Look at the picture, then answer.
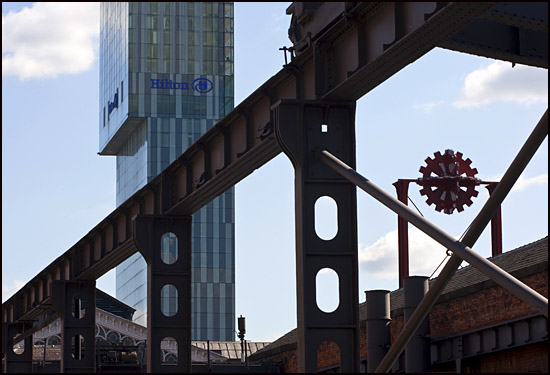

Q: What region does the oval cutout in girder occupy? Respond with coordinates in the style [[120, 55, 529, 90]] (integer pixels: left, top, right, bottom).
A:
[[71, 334, 85, 360], [160, 284, 178, 317], [71, 294, 86, 319], [316, 268, 340, 313], [161, 232, 178, 265], [12, 334, 24, 355], [161, 337, 178, 365], [315, 196, 338, 241]]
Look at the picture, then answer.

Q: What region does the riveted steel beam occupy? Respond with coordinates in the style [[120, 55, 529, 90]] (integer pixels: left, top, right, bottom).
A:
[[440, 3, 548, 67], [50, 280, 96, 373], [133, 214, 192, 373], [439, 19, 548, 68], [2, 4, 547, 372], [482, 2, 548, 32], [274, 99, 360, 372], [0, 1, 511, 327], [314, 2, 498, 100], [2, 322, 33, 373]]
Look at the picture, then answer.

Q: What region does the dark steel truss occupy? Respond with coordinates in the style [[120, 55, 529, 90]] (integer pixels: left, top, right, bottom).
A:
[[3, 2, 548, 372], [317, 108, 548, 370]]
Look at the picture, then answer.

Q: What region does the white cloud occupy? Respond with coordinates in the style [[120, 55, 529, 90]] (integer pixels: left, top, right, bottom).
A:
[[413, 101, 443, 114], [359, 228, 451, 280], [512, 173, 548, 192], [2, 280, 25, 303], [453, 61, 548, 108], [2, 2, 100, 80], [488, 173, 548, 192]]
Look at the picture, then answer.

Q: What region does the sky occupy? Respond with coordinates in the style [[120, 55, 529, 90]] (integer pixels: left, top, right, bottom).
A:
[[2, 2, 548, 343]]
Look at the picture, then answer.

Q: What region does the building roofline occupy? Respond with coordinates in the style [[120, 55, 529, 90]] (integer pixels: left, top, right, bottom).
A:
[[251, 236, 548, 361]]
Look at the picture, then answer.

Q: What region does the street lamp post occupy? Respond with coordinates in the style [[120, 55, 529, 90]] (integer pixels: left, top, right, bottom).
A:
[[238, 315, 248, 369]]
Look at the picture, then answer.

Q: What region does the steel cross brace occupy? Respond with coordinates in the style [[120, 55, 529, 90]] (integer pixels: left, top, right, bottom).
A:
[[318, 109, 549, 372], [274, 99, 361, 373]]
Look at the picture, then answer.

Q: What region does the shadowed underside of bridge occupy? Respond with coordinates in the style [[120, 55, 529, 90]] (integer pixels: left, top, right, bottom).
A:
[[3, 2, 548, 373]]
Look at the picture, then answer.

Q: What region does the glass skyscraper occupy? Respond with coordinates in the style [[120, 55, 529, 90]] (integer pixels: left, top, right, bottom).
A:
[[99, 2, 235, 341]]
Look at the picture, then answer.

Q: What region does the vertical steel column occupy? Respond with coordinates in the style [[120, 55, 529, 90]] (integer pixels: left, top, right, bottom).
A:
[[2, 322, 33, 373], [274, 99, 360, 373], [50, 280, 96, 373], [403, 276, 430, 372], [365, 290, 391, 373], [133, 214, 192, 373], [486, 183, 503, 256], [393, 180, 411, 288]]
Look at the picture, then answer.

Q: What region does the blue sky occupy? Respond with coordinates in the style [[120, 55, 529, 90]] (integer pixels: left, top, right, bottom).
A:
[[2, 2, 548, 342]]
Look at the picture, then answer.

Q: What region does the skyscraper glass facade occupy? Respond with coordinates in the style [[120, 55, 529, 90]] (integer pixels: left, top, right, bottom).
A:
[[99, 2, 235, 341]]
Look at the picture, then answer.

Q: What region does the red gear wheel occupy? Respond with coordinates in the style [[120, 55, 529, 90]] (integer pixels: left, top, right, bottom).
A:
[[418, 149, 480, 214]]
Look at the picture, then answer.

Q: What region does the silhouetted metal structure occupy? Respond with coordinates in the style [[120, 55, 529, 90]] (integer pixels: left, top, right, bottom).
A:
[[394, 150, 504, 287], [3, 2, 548, 373]]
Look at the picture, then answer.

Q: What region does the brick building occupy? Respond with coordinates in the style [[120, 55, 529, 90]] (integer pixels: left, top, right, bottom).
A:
[[250, 237, 548, 373]]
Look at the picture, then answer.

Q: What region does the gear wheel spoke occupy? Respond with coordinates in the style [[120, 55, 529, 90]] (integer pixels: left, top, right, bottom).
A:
[[418, 149, 480, 214]]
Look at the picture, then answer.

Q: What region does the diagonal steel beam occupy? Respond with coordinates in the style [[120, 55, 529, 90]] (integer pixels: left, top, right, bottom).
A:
[[372, 108, 549, 372], [0, 1, 520, 328], [319, 146, 547, 309], [317, 110, 548, 372], [319, 146, 548, 314], [317, 109, 549, 372]]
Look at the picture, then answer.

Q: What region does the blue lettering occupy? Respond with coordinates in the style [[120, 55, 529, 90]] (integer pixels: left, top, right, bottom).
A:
[[149, 79, 210, 93], [108, 92, 118, 115]]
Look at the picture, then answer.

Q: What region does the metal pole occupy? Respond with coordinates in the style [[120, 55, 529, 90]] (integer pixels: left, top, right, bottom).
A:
[[207, 339, 211, 373], [320, 108, 549, 372], [43, 336, 48, 367], [486, 183, 503, 256], [245, 339, 249, 371], [393, 180, 411, 288]]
